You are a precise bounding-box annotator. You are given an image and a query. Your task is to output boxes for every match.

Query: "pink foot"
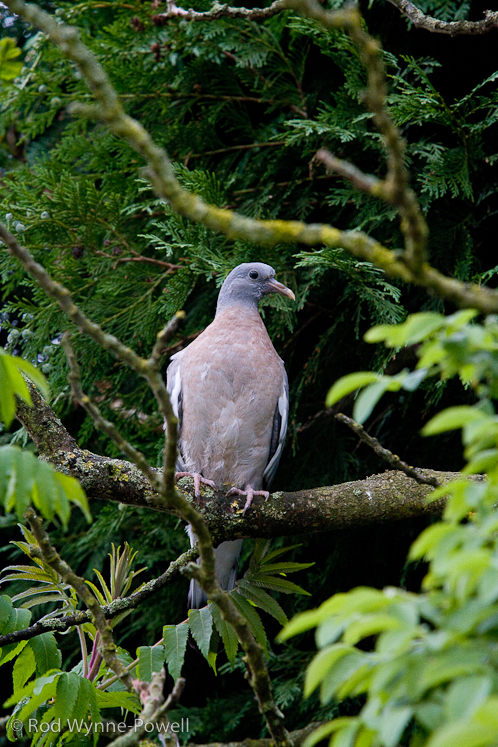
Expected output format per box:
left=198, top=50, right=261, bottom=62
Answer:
left=175, top=472, right=216, bottom=498
left=227, top=486, right=270, bottom=515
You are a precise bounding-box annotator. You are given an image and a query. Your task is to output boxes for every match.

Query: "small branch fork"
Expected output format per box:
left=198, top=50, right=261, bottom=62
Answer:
left=387, top=0, right=498, bottom=35
left=336, top=413, right=441, bottom=488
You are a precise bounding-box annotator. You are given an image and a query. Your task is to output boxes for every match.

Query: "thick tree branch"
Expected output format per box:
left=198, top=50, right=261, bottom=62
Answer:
left=387, top=0, right=498, bottom=35
left=15, top=385, right=455, bottom=543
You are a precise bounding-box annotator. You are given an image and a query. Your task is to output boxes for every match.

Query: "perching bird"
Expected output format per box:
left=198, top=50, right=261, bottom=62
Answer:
left=166, top=262, right=295, bottom=608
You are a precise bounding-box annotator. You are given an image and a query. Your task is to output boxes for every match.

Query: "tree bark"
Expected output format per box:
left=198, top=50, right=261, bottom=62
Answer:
left=15, top=386, right=467, bottom=543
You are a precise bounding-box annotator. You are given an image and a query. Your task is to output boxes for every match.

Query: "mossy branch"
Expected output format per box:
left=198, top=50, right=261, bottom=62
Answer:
left=387, top=0, right=498, bottom=35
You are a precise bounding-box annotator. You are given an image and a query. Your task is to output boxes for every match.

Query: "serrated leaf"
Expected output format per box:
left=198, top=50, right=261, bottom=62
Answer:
left=0, top=350, right=49, bottom=427
left=237, top=580, right=288, bottom=625
left=252, top=574, right=310, bottom=595
left=326, top=372, right=380, bottom=407
left=30, top=633, right=61, bottom=675
left=137, top=645, right=165, bottom=682
left=0, top=445, right=91, bottom=526
left=163, top=623, right=189, bottom=681
left=0, top=595, right=13, bottom=630
left=230, top=592, right=267, bottom=653
left=12, top=642, right=36, bottom=692
left=52, top=672, right=81, bottom=729
left=189, top=606, right=213, bottom=659
left=260, top=544, right=303, bottom=565
left=0, top=640, right=29, bottom=667
left=96, top=688, right=141, bottom=713
left=210, top=601, right=238, bottom=668
left=254, top=561, right=314, bottom=574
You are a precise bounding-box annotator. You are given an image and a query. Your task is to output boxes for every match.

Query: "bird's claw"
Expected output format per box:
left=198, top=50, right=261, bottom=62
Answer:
left=175, top=471, right=216, bottom=499
left=227, top=486, right=270, bottom=515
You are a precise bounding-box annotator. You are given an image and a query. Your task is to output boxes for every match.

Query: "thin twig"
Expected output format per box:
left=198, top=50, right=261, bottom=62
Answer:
left=336, top=413, right=441, bottom=488
left=387, top=0, right=498, bottom=35
left=62, top=333, right=164, bottom=497
left=0, top=546, right=198, bottom=648
left=94, top=249, right=182, bottom=271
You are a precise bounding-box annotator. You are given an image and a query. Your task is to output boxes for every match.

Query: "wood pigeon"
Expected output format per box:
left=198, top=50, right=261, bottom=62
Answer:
left=166, top=262, right=295, bottom=608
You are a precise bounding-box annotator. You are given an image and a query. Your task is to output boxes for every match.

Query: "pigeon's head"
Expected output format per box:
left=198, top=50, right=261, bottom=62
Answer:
left=216, top=262, right=295, bottom=315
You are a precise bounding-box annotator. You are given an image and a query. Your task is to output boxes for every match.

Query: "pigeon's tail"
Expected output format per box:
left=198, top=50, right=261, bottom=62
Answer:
left=187, top=526, right=243, bottom=609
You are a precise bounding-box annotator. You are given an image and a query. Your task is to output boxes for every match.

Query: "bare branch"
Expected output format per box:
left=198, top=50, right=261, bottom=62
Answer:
left=387, top=0, right=498, bottom=35
left=152, top=0, right=289, bottom=23
left=336, top=413, right=441, bottom=488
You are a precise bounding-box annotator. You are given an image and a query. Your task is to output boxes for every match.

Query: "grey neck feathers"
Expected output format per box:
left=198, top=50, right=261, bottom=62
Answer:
left=216, top=287, right=261, bottom=317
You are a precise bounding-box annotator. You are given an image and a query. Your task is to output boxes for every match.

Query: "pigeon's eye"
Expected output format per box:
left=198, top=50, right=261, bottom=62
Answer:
left=249, top=270, right=259, bottom=280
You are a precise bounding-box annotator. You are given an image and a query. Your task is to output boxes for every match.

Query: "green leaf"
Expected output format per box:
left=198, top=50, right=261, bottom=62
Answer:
left=189, top=606, right=213, bottom=660
left=252, top=574, right=310, bottom=595
left=277, top=606, right=328, bottom=642
left=55, top=473, right=91, bottom=523
left=210, top=602, right=239, bottom=668
left=137, top=644, right=165, bottom=682
left=0, top=595, right=13, bottom=630
left=0, top=445, right=91, bottom=526
left=0, top=38, right=23, bottom=82
left=96, top=688, right=141, bottom=713
left=52, top=672, right=81, bottom=729
left=305, top=645, right=353, bottom=697
left=230, top=592, right=267, bottom=653
left=12, top=642, right=36, bottom=692
left=303, top=718, right=358, bottom=747
left=444, top=676, right=491, bottom=723
left=353, top=380, right=391, bottom=424
left=421, top=407, right=487, bottom=436
left=163, top=623, right=189, bottom=681
left=30, top=633, right=62, bottom=675
left=365, top=313, right=445, bottom=346
left=0, top=350, right=49, bottom=427
left=237, top=580, right=288, bottom=625
left=326, top=372, right=380, bottom=407
left=253, top=561, right=314, bottom=574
